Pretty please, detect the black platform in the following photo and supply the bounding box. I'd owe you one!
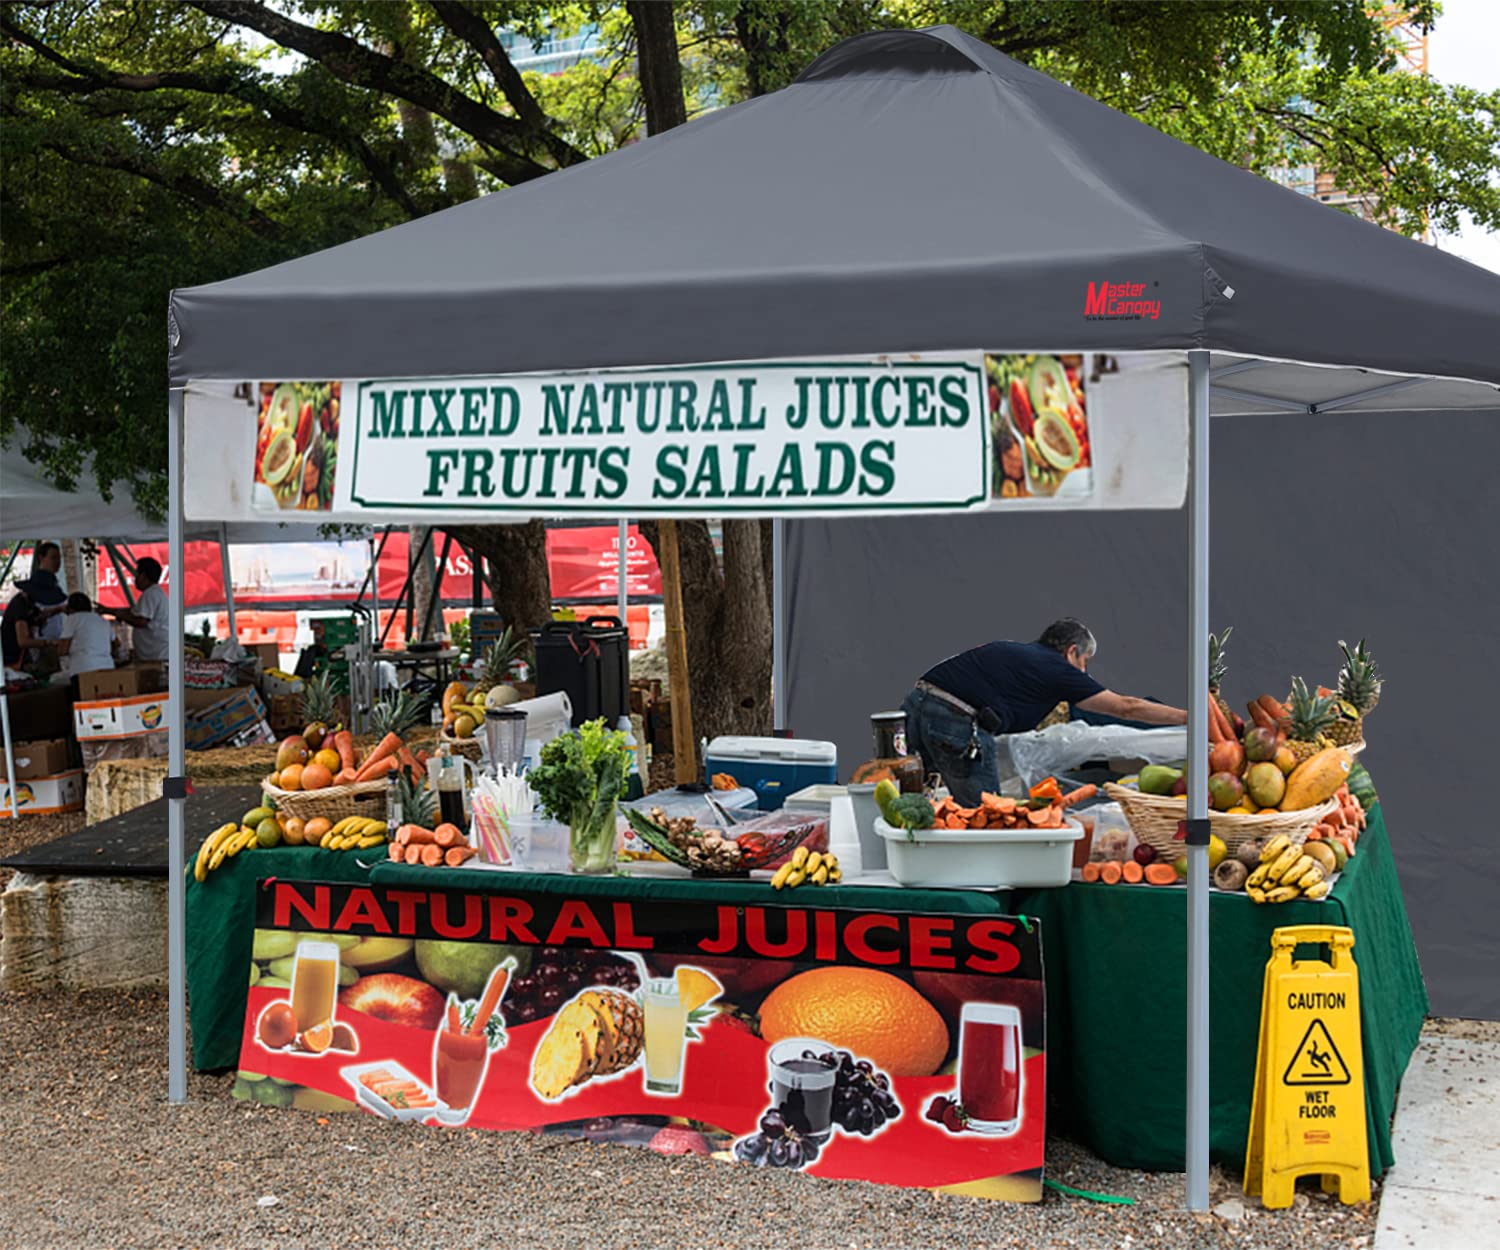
[0,785,262,879]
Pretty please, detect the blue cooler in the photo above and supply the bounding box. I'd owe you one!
[704,736,838,810]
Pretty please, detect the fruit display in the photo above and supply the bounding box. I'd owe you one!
[444,626,532,737]
[621,805,824,877]
[1327,638,1381,746]
[1244,834,1333,904]
[903,778,1095,833]
[192,803,390,880]
[769,846,842,889]
[255,381,338,512]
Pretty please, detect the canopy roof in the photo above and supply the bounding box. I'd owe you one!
[171,25,1500,390]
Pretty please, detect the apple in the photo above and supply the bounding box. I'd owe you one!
[647,1126,710,1156]
[338,973,445,1031]
[415,940,532,998]
[1133,842,1158,865]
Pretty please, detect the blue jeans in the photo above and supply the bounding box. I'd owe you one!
[901,687,999,808]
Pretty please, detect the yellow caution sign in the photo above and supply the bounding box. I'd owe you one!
[1244,925,1370,1209]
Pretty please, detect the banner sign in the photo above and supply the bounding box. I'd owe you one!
[249,358,990,517]
[238,879,1046,1201]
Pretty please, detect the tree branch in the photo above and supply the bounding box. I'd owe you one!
[188,0,553,184]
[426,0,584,167]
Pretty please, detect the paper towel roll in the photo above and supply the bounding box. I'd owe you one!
[507,691,572,729]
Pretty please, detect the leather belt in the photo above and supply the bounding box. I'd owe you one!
[913,679,978,719]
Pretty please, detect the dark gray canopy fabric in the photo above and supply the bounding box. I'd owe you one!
[169,25,1500,387]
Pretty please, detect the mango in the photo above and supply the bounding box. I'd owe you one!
[1139,764,1182,796]
[1244,762,1286,809]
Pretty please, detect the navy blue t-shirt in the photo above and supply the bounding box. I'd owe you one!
[922,641,1105,733]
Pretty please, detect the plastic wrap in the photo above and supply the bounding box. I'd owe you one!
[1005,723,1187,790]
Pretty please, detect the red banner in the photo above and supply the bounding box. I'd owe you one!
[546,525,661,600]
[237,880,1045,1200]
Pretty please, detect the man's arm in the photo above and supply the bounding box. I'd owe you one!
[101,606,150,628]
[1077,690,1188,726]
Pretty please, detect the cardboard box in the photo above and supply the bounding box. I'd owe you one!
[248,643,283,672]
[75,664,165,701]
[186,686,270,751]
[74,692,170,741]
[0,738,73,781]
[1,768,85,818]
[268,693,304,736]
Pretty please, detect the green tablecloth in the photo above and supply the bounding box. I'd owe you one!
[186,846,376,1070]
[1011,802,1425,1177]
[187,806,1425,1178]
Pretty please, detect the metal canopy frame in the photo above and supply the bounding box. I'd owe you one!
[1210,356,1499,416]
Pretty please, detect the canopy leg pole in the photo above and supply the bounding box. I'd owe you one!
[1186,349,1211,1210]
[220,523,237,643]
[772,519,786,733]
[167,387,188,1104]
[616,520,629,622]
[1,693,18,819]
[659,521,696,783]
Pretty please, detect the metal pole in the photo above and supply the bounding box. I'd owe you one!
[219,524,238,643]
[1185,349,1212,1210]
[772,519,786,732]
[616,520,629,621]
[1,694,18,819]
[167,387,188,1104]
[104,542,137,610]
[0,543,21,588]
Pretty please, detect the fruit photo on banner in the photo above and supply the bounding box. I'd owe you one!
[236,887,1046,1200]
[254,381,340,512]
[986,353,1093,501]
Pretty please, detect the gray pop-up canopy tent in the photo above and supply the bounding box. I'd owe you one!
[167,25,1500,1208]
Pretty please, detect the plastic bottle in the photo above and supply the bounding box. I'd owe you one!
[619,715,644,802]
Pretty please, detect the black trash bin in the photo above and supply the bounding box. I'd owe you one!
[531,616,630,727]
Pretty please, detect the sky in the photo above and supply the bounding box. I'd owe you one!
[1427,0,1500,274]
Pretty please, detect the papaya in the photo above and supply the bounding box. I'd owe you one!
[1280,747,1353,811]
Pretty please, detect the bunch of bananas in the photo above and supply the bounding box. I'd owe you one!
[319,816,388,850]
[194,823,256,881]
[770,846,842,890]
[1246,834,1331,904]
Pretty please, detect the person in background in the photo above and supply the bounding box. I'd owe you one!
[21,543,68,639]
[903,618,1187,806]
[53,593,117,678]
[100,557,169,662]
[2,586,44,670]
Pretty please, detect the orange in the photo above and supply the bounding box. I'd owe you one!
[758,967,949,1077]
[675,966,723,1013]
[300,1020,333,1053]
[301,762,334,791]
[313,748,342,774]
[281,817,306,846]
[304,817,333,840]
[278,763,304,791]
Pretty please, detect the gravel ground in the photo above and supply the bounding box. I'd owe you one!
[0,988,1380,1250]
[0,810,86,887]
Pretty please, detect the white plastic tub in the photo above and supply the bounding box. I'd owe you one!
[874,815,1083,889]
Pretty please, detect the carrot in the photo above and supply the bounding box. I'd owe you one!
[333,730,357,773]
[1247,700,1276,733]
[1257,695,1290,725]
[397,824,437,846]
[1121,860,1144,884]
[397,746,421,775]
[1211,700,1236,743]
[352,755,400,784]
[1206,700,1228,743]
[434,823,464,848]
[1099,861,1123,885]
[1144,863,1179,886]
[335,768,358,785]
[388,843,407,862]
[1059,784,1098,808]
[419,844,444,867]
[353,732,403,781]
[445,846,477,867]
[447,998,461,1034]
[467,960,513,1037]
[1081,862,1102,883]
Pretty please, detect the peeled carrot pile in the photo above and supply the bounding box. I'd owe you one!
[931,781,1096,832]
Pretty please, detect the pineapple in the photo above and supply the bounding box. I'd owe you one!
[299,671,339,730]
[1327,639,1381,746]
[368,689,425,739]
[386,764,436,825]
[1208,627,1234,726]
[471,625,531,705]
[587,989,644,1074]
[1285,676,1336,763]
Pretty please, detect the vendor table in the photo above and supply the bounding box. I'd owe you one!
[384,647,459,695]
[188,803,1422,1178]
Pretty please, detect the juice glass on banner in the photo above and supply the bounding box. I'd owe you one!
[642,977,689,1095]
[958,1002,1023,1135]
[766,1039,837,1142]
[289,941,340,1034]
[434,1024,490,1119]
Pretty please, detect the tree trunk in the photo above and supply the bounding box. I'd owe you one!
[410,525,438,640]
[628,1,688,134]
[445,522,553,635]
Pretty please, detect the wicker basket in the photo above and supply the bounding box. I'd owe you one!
[263,774,389,824]
[439,731,484,763]
[1103,783,1338,862]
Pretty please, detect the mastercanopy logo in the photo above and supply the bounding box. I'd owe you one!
[1083,281,1161,322]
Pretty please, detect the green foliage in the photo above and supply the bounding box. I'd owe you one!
[2,0,1494,516]
[528,717,629,824]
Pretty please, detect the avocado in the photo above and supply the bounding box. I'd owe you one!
[1139,764,1183,796]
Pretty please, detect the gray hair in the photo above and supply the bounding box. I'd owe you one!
[1038,618,1096,658]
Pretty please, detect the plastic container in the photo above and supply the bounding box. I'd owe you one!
[874,816,1083,889]
[847,782,884,873]
[704,736,837,811]
[785,785,860,877]
[628,784,758,825]
[531,617,629,727]
[508,813,571,873]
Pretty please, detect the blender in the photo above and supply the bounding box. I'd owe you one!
[483,708,529,776]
